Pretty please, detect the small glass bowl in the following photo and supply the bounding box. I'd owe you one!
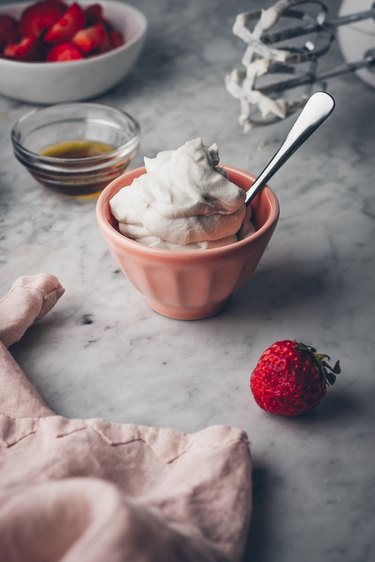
[11,103,140,198]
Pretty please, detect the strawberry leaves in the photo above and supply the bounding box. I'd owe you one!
[295,341,341,386]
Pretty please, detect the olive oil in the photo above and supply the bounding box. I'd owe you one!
[38,140,131,199]
[41,140,115,159]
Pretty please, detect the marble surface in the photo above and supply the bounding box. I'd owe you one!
[1,1,375,561]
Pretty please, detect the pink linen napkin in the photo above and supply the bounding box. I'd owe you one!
[0,274,252,562]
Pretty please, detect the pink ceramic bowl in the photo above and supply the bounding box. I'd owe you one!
[96,166,280,320]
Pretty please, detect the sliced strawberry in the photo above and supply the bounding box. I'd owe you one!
[4,37,45,62]
[45,0,68,9]
[47,42,83,61]
[109,30,123,49]
[19,1,65,39]
[85,4,103,25]
[0,15,19,50]
[72,23,108,55]
[103,18,114,33]
[98,31,112,54]
[44,2,85,44]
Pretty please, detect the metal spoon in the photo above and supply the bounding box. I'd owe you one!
[245,91,335,206]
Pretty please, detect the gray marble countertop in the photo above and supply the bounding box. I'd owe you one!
[1,1,374,561]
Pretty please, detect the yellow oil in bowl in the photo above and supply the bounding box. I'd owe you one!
[41,140,115,159]
[38,140,132,199]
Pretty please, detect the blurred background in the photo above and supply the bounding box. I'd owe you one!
[0,1,374,561]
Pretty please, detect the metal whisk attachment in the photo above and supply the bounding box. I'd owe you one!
[227,0,375,128]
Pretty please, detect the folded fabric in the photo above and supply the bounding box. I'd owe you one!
[0,274,252,562]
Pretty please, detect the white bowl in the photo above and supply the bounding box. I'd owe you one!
[0,1,147,104]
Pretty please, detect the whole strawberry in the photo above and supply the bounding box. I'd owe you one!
[250,340,340,416]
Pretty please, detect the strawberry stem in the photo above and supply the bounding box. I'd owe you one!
[295,341,341,387]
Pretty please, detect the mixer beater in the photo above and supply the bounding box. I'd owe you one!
[226,0,375,130]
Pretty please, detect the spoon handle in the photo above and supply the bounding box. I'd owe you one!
[245,91,335,205]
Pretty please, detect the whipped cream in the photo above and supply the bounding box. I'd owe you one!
[110,138,255,250]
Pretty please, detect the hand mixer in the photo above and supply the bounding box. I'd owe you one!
[226,0,375,128]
